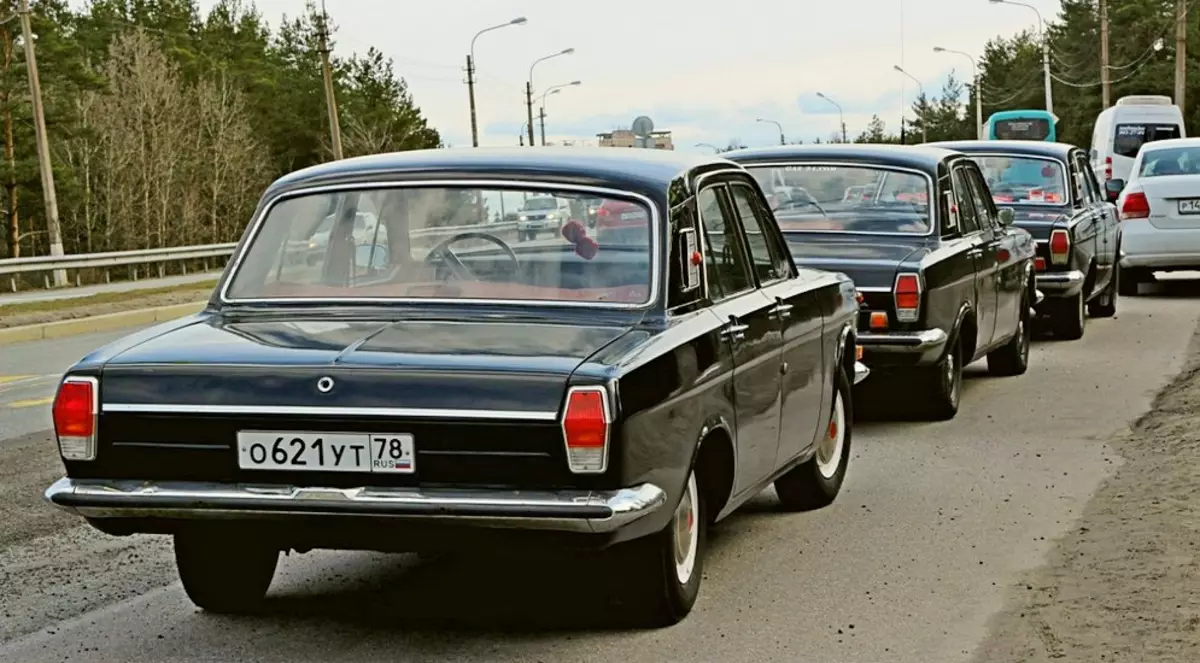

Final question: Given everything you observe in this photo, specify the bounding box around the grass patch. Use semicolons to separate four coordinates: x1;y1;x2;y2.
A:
0;279;218;316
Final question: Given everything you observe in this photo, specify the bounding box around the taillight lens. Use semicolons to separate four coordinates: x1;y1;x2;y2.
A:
1104;156;1112;181
1049;229;1070;266
53;376;98;461
1120;191;1150;220
561;386;610;473
893;272;921;322
1034;256;1046;271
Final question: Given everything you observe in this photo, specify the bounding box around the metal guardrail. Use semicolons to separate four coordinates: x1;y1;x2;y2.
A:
0;220;526;289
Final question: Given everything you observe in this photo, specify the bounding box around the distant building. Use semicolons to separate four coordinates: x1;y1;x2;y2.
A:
596;129;674;150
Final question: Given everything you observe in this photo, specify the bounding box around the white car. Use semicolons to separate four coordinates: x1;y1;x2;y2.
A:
1111;137;1200;294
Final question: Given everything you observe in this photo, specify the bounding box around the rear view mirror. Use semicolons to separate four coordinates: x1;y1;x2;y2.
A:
1104;179;1126;202
998;207;1015;226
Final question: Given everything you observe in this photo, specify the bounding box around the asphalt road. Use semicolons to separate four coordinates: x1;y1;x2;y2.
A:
1;280;1198;663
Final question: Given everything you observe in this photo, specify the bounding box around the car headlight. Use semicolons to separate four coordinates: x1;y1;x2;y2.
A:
519;215;528;221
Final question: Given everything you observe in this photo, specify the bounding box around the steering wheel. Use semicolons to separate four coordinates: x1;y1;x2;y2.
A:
423;231;519;281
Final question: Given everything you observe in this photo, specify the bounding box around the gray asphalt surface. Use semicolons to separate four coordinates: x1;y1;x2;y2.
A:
0;272;220;306
1;280;1198;662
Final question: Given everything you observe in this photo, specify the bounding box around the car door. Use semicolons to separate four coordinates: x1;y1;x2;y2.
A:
1075;150;1117;283
964;163;1023;338
727;180;825;469
950;162;998;352
696;184;784;495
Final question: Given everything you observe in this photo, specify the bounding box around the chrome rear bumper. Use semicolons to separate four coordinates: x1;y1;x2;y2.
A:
1036;270;1086;298
44;477;667;535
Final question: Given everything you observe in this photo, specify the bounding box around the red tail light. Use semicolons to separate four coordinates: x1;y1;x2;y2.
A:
561;386;610;473
1048;229;1070;266
1120;191;1150;220
53;376;98;461
893;272;921;322
1104;156;1112;181
1035;257;1046;271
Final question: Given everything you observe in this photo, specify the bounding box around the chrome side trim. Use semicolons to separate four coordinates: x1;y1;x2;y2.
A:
44;478;667;534
1034;288;1045;306
101;403;559;421
855;286;892;293
1036;270;1085;284
853;361;871;385
217;179;662;310
857;328;949;349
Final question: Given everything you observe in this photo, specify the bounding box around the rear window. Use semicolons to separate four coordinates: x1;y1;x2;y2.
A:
1137;145;1200;176
1114;123;1182;158
994;118;1051;141
971;155;1068;205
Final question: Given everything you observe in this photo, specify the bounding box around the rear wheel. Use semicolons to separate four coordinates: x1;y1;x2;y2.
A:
988;292;1031;376
774;365;852;511
174;527;279;614
611;469;706;627
1050;290;1086;340
1088;263;1119;318
916;331;962;420
1118;266;1145;296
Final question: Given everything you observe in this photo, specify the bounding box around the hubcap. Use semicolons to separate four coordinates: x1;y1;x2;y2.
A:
945;349;959;404
673;472;699;585
1018;318;1029;361
817;390;846;479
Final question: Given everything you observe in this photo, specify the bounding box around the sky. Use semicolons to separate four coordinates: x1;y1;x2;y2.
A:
192;0;1064;153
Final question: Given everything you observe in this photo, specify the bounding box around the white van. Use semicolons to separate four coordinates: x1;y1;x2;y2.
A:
1090;95;1186;192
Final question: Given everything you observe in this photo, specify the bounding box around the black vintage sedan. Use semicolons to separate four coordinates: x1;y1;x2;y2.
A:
43;147;866;626
929;140;1121;339
725;144;1038;420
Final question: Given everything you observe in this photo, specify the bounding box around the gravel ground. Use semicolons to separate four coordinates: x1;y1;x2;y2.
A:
0;290;210;329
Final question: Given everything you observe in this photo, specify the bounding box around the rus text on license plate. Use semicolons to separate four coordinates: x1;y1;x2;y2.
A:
1178;199;1200;214
236;431;415;473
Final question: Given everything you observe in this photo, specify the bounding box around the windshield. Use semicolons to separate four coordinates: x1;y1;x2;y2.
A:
745;164;931;234
1114;123;1182;158
994;118;1051;141
224;186;653;305
522;197;558;211
970;155;1068;205
1138;145;1200;176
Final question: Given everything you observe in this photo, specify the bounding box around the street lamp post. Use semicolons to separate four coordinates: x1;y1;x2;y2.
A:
467;17;526;147
538;80;581;146
756;118;785;144
990;0;1052;114
816;92;847;142
934;47;983;139
527;48;574;146
893;65;926;143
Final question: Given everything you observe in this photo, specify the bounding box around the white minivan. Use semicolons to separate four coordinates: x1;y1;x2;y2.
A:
1090;95;1186;194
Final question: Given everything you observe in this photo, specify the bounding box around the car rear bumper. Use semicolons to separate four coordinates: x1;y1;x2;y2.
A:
1120;219;1200;270
1036;270;1086;298
856;328;948;367
44;477;667;535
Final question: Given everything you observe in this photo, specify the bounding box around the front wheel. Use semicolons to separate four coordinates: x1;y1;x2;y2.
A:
1050;290;1086;340
1118;266;1144;296
174;527;279;614
774;364;852;511
988;292;1031;376
1088;263;1119;318
611;469;706;627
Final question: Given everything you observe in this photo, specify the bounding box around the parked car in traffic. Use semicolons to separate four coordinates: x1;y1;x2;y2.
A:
930;140;1121;337
1109;136;1200;294
516;194;571;240
43;147;866;627
724;144;1038;420
1090;94;1186;188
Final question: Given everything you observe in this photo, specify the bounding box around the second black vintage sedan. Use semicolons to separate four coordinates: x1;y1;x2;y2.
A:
725;144;1038;420
929;140;1121;339
43;147;865;627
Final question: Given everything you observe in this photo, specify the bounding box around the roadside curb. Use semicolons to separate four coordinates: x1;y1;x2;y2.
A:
0;301;206;345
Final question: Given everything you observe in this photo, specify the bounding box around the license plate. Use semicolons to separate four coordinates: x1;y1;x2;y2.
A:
1179;199;1200;214
236;431;415;473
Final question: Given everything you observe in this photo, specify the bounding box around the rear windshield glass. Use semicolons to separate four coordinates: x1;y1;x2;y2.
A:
1114;123;1182;158
224;186;653;305
1137;145;1200;176
970;155;1068;205
993;118;1051;140
522;197;557;210
744;163;931;234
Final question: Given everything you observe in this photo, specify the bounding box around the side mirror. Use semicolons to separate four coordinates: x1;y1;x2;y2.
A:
1104;179;1125;202
998;207;1015;226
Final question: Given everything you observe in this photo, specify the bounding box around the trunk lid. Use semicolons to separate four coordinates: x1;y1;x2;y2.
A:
1137;175;1200;230
1006;207;1069;241
781;232;929;289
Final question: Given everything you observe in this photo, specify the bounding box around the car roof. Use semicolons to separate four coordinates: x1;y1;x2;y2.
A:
263;147;737;202
925;140;1078;160
1135;137;1200;151
721;143;959;172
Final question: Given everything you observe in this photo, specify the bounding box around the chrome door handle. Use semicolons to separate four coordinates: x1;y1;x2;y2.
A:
772;303;794;318
967;248;983;257
722;323;749;340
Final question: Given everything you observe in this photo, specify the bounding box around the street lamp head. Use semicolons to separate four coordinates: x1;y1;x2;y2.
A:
988;0;1003;4
893;65;904;72
562;47;575;55
569;80;582;86
510;16;527;24
549;89;561;96
816;92;827;99
932;46;945;53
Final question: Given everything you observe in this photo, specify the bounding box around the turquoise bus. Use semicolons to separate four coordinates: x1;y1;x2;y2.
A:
985;109;1058;141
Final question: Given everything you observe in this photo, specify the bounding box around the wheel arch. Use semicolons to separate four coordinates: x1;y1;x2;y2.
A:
689;418;736;525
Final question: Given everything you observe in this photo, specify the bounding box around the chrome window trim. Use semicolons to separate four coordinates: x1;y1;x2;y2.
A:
737;160;937;237
102;403;558;421
218;179;662;310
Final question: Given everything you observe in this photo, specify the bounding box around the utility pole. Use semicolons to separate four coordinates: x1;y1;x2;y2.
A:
1100;0;1111;107
525;82;535;146
466;54;479;147
1175;0;1188;110
316;4;343;160
18;0;64;285
538;106;546;146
